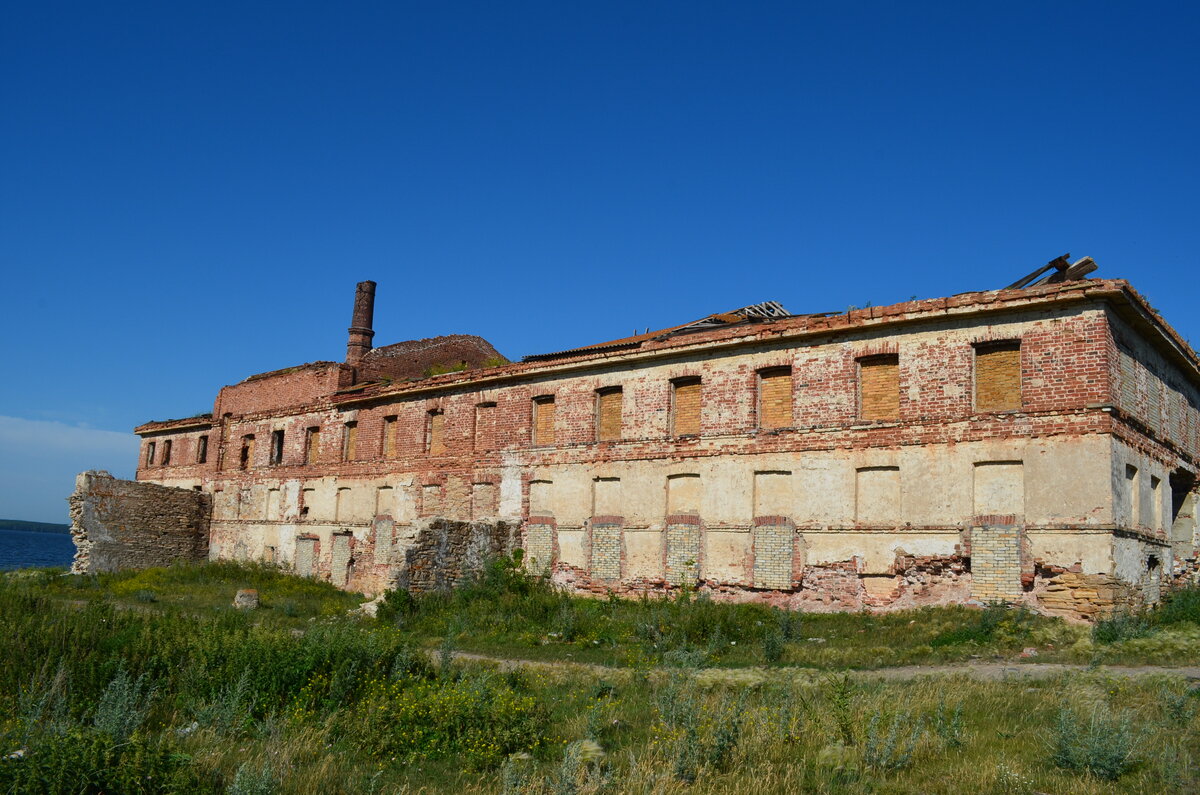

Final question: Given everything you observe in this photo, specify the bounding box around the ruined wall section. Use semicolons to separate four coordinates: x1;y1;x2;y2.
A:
214;362;349;417
1108;310;1200;464
392;518;519;593
358;335;504;382
69;471;209;574
1107;309;1200;577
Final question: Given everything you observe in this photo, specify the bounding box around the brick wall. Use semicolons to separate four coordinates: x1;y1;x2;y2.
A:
665;517;701;585
758;368;793;429
969;523;1023;601
859;356;899;421
974;343;1022;412
597;388;623;441
524;519;555;573
672;379;701;436
590;519;623;580
752;518;794;589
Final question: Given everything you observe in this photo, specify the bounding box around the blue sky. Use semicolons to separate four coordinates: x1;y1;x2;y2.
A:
2;1;1198;522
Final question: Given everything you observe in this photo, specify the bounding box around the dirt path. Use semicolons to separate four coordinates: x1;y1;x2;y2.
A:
445;650;1200;682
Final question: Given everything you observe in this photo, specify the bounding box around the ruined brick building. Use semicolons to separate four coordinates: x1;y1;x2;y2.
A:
73;258;1200;619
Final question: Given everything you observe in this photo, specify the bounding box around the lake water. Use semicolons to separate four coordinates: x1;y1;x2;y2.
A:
0;528;76;570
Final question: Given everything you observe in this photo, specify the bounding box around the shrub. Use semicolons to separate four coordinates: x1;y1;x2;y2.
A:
930;701;965;749
1092;612;1152;644
825;674;857;746
1155;586;1200;626
0;728;213;794
1051;704;1137;781
345;672;549;768
93;666;154;743
862;710;923;771
672;723;700;784
705;704;743;771
762;628;785;663
930;603;1031;647
227;762;277;795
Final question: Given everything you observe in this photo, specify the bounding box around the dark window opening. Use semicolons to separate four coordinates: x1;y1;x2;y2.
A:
196;435;208;464
269;429;285;465
145;441;156;466
239;435;255;470
161;440;172;465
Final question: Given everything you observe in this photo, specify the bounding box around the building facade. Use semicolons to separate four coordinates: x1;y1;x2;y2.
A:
126;273;1200;619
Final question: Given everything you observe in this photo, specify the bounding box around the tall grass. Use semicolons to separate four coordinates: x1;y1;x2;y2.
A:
0;561;1198;792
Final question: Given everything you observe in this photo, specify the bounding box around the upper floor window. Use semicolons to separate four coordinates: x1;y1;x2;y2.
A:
859;354;900;421
342;422;358;461
474;402;496;451
532;395;556;446
428;411;445;455
596;387;623;441
383;415;398;458
757;367;793;429
305;427;321;465
196;435;208;464
160;439;172;465
672;377;701;437
145;441;156;467
269;429;285;465
239;434;255;470
975;341;1022;412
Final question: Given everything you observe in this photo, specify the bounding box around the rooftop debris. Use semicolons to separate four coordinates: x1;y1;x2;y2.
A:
1006;254;1098;290
522;300;792;362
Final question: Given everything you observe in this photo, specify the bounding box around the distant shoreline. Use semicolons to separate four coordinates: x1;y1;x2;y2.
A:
0;519;71;535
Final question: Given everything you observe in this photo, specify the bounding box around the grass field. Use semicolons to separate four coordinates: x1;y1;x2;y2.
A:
1;559;1198;793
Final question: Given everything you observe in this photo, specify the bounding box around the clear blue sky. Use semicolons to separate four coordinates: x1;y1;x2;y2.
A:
2;1;1198;522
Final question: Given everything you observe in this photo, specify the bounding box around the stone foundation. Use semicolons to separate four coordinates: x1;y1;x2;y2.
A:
1033;571;1138;620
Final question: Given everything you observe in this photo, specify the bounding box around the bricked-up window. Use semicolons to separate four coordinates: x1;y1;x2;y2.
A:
305;427;321;465
145;441;156;467
239;435;255;471
342;422;357;462
196;435;208;464
428;411;445;455
672;378;701;437
859;355;900;421
269;429;285;465
532;395;555;446
974;341;1022;412
758;367;793;429
596;387;623;441
161;440;172;465
382;416;397;458
474;402;496;451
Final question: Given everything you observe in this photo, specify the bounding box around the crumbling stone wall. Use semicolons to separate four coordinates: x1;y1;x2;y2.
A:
69;471;209;574
393;518;519;593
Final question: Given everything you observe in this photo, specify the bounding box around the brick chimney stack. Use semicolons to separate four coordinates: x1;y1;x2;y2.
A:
346;280;376;365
